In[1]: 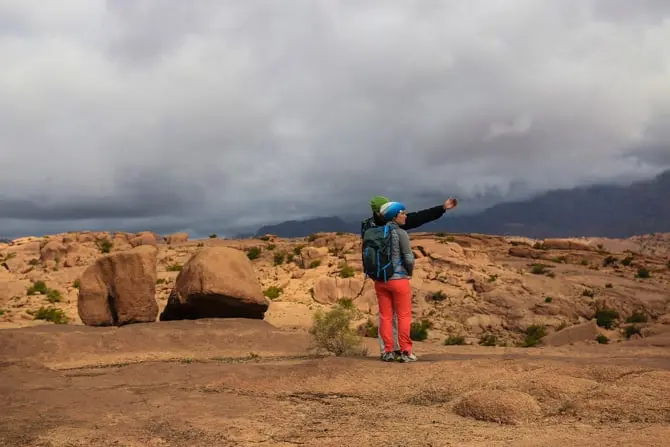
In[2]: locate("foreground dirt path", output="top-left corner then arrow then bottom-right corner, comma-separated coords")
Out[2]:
1,320 -> 669,446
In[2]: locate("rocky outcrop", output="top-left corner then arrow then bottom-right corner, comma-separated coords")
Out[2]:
77,245 -> 159,326
159,247 -> 269,321
165,232 -> 189,244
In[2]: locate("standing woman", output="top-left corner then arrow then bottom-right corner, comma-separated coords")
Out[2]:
376,201 -> 416,363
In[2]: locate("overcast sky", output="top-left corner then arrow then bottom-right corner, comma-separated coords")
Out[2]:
2,0 -> 670,238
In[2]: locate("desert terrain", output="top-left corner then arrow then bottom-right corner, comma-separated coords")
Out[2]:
1,230 -> 670,446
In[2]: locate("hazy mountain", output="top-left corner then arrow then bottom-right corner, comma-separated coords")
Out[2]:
252,169 -> 670,239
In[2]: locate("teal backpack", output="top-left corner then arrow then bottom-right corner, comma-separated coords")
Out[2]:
361,223 -> 395,282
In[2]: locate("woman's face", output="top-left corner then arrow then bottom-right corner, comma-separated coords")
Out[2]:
394,210 -> 407,225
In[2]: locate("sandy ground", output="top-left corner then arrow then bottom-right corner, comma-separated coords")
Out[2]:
2,319 -> 670,447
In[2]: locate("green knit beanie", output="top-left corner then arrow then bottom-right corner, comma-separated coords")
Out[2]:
369,195 -> 390,213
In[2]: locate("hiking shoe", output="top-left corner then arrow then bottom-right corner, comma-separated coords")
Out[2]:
381,352 -> 396,362
399,351 -> 417,363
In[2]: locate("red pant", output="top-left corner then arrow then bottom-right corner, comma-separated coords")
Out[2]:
375,279 -> 413,354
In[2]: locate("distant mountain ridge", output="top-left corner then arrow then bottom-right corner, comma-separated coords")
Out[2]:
252,169 -> 670,239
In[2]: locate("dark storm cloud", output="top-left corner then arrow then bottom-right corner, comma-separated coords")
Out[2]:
1,0 -> 670,238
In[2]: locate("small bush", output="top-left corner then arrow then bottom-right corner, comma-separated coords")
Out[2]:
624,325 -> 642,339
307,234 -> 318,242
166,263 -> 182,272
626,310 -> 648,323
336,297 -> 355,309
582,289 -> 594,298
309,260 -> 321,269
293,245 -> 304,255
273,251 -> 286,266
529,264 -> 550,275
46,289 -> 62,304
636,267 -> 650,279
522,325 -> 547,347
339,264 -> 355,278
595,308 -> 619,329
410,319 -> 431,341
96,239 -> 112,253
479,333 -> 497,346
266,244 -> 276,250
27,280 -> 48,295
544,297 -> 552,303
603,256 -> 617,267
28,258 -> 40,266
263,286 -> 283,300
73,279 -> 80,289
621,256 -> 633,266
309,305 -> 366,356
596,334 -> 609,344
286,253 -> 295,263
209,234 -> 217,239
259,235 -> 271,241
156,278 -> 166,285
246,247 -> 261,260
605,283 -> 613,288
360,319 -> 378,338
444,335 -> 466,345
488,274 -> 498,282
32,306 -> 68,324
427,290 -> 447,302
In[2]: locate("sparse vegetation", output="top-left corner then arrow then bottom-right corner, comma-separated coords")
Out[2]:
605,283 -> 613,288
273,251 -> 285,265
339,263 -> 355,278
309,303 -> 367,356
307,234 -> 318,242
521,325 -> 547,347
529,263 -> 551,275
259,235 -> 271,241
582,288 -> 594,297
266,244 -> 276,250
246,247 -> 261,260
30,306 -> 68,324
73,279 -> 80,289
626,310 -> 648,323
96,238 -> 112,253
635,267 -> 650,279
621,256 -> 633,266
603,256 -> 617,267
544,297 -> 552,303
336,297 -> 354,309
479,333 -> 497,346
624,324 -> 642,339
410,319 -> 431,341
27,280 -> 49,295
46,288 -> 62,304
309,260 -> 321,269
426,290 -> 447,302
444,335 -> 466,345
263,286 -> 283,300
166,263 -> 182,272
359,319 -> 378,338
596,334 -> 609,344
488,274 -> 498,282
156,278 -> 166,285
595,308 -> 619,329
209,234 -> 217,239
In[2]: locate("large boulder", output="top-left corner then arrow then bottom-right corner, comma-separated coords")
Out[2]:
159,247 -> 269,321
77,245 -> 159,326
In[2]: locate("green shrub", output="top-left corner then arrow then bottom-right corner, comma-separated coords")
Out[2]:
582,289 -> 594,297
595,308 -> 619,329
444,335 -> 466,345
263,286 -> 283,300
96,239 -> 112,253
273,251 -> 286,266
522,325 -> 547,347
46,289 -> 62,304
246,247 -> 261,260
636,267 -> 650,279
360,319 -> 378,338
479,333 -> 497,346
166,263 -> 182,272
427,291 -> 447,302
31,306 -> 68,324
410,319 -> 431,341
27,280 -> 48,295
308,305 -> 366,356
605,283 -> 613,288
209,234 -> 217,239
266,244 -> 276,250
603,256 -> 617,267
544,297 -> 552,303
530,263 -> 550,275
339,264 -> 355,278
596,334 -> 609,344
336,297 -> 354,309
626,310 -> 647,323
73,279 -> 80,289
624,325 -> 642,339
621,256 -> 633,266
309,260 -> 321,269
